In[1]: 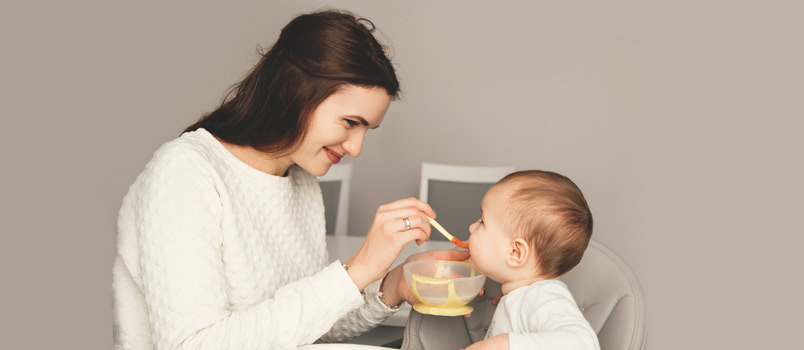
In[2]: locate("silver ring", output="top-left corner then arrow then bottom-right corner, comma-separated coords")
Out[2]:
403,217 -> 411,231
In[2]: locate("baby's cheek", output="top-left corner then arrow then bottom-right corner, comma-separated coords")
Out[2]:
470,258 -> 493,279
467,251 -> 484,271
467,256 -> 478,271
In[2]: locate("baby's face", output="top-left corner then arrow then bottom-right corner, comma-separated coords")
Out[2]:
467,183 -> 513,282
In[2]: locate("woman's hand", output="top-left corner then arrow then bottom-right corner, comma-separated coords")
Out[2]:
344,197 -> 435,291
379,249 -> 471,307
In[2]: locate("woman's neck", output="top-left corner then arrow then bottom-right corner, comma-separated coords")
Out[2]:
217,138 -> 292,176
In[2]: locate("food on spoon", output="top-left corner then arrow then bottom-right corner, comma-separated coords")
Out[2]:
427,216 -> 469,249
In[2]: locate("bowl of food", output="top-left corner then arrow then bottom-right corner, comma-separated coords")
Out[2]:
403,260 -> 486,316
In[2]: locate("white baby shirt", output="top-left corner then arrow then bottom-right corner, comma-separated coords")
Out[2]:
485,279 -> 600,350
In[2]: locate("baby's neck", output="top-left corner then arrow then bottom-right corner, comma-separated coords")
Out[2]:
501,276 -> 552,295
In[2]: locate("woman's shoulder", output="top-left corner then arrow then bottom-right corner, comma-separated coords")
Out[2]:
137,130 -> 222,182
162,128 -> 229,164
121,131 -> 223,212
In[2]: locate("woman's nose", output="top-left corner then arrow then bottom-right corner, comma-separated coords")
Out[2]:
342,132 -> 365,158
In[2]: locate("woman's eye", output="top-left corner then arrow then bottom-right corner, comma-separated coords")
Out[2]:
345,119 -> 359,127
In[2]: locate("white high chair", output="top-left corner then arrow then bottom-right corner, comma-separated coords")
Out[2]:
419,162 -> 515,244
318,163 -> 352,237
399,239 -> 647,350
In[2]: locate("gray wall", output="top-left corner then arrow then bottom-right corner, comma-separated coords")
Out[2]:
3,0 -> 802,349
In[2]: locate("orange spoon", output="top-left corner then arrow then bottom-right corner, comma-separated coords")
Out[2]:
427,216 -> 469,249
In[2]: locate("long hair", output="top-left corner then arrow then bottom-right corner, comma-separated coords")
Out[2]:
184,10 -> 399,155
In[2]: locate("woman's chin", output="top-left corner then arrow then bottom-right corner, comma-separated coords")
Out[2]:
304,163 -> 331,177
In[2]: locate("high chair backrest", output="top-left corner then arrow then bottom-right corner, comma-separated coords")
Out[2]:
419,162 -> 514,244
400,239 -> 647,350
318,163 -> 352,237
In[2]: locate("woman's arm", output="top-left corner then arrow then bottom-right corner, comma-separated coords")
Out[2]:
317,276 -> 396,343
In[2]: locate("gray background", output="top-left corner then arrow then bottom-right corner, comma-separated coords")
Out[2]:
3,0 -> 803,348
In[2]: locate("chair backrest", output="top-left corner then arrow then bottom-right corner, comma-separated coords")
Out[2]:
419,163 -> 514,243
400,239 -> 646,350
562,239 -> 646,350
318,163 -> 352,237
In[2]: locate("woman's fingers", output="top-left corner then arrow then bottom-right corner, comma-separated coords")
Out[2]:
380,209 -> 429,231
404,212 -> 429,233
398,225 -> 428,247
350,198 -> 444,289
405,213 -> 431,243
376,209 -> 431,245
377,197 -> 436,218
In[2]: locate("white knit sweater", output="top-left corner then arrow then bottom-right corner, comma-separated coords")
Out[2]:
113,128 -> 396,350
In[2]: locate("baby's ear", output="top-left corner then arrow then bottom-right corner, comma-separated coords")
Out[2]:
506,237 -> 530,267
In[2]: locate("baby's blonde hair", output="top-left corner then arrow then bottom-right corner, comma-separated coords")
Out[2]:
496,170 -> 593,278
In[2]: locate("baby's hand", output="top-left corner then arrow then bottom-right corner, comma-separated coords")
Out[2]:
461,333 -> 509,350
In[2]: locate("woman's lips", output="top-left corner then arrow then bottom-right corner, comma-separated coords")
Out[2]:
324,147 -> 343,164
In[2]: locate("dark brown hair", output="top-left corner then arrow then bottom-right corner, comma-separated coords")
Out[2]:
497,170 -> 593,278
184,9 -> 400,155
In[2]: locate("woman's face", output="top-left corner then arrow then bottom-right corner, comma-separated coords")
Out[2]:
290,85 -> 391,177
468,183 -> 514,283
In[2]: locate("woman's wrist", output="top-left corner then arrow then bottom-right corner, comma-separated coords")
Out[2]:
343,257 -> 373,292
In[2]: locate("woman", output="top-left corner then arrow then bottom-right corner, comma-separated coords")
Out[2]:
112,10 -> 468,349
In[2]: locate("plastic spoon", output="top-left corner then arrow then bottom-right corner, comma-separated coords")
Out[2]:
426,216 -> 469,249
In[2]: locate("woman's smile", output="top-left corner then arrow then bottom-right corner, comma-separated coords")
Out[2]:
324,147 -> 343,164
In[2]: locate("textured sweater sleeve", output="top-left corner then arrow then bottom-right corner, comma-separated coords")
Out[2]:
133,150 -> 365,349
318,276 -> 400,342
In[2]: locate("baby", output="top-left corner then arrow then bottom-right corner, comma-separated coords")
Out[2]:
465,170 -> 600,350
